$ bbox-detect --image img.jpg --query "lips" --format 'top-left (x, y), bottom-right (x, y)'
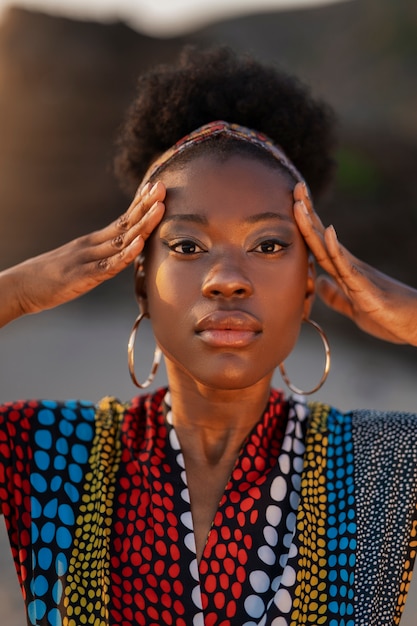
top-left (195, 310), bottom-right (262, 348)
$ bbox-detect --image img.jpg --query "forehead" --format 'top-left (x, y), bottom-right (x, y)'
top-left (155, 154), bottom-right (298, 236)
top-left (158, 153), bottom-right (294, 217)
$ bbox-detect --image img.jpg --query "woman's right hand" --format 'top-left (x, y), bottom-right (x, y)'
top-left (0, 181), bottom-right (166, 328)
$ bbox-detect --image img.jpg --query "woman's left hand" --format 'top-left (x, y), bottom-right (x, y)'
top-left (293, 182), bottom-right (417, 347)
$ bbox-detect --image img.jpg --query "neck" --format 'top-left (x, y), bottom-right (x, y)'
top-left (165, 365), bottom-right (273, 466)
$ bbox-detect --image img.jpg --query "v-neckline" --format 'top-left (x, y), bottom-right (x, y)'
top-left (163, 389), bottom-right (288, 565)
top-left (116, 387), bottom-right (310, 623)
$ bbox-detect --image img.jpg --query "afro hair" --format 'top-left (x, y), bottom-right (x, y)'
top-left (114, 46), bottom-right (336, 200)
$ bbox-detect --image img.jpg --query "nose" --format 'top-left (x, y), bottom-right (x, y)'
top-left (201, 258), bottom-right (253, 299)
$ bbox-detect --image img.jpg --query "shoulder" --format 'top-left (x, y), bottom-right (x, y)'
top-left (0, 397), bottom-right (104, 456)
top-left (0, 387), bottom-right (168, 423)
top-left (349, 408), bottom-right (417, 464)
top-left (349, 406), bottom-right (417, 427)
top-left (307, 400), bottom-right (417, 458)
top-left (307, 400), bottom-right (417, 429)
top-left (0, 398), bottom-right (96, 417)
top-left (0, 388), bottom-right (168, 464)
top-left (0, 398), bottom-right (97, 435)
top-left (304, 397), bottom-right (417, 440)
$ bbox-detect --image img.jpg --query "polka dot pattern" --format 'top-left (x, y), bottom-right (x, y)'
top-left (62, 397), bottom-right (124, 626)
top-left (352, 410), bottom-right (417, 625)
top-left (0, 399), bottom-right (96, 625)
top-left (295, 405), bottom-right (328, 621)
top-left (1, 393), bottom-right (417, 625)
top-left (325, 408), bottom-right (355, 624)
top-left (285, 403), bottom-right (356, 626)
top-left (192, 392), bottom-right (304, 625)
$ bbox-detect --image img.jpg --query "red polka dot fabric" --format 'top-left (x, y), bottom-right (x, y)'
top-left (109, 388), bottom-right (290, 625)
top-left (1, 390), bottom-right (417, 625)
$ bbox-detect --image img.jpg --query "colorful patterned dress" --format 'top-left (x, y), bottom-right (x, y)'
top-left (0, 387), bottom-right (416, 626)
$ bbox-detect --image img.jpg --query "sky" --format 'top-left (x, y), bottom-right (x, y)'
top-left (0, 0), bottom-right (351, 36)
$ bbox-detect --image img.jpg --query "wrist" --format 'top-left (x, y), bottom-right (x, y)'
top-left (0, 264), bottom-right (31, 327)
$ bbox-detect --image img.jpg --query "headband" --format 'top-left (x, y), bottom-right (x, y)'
top-left (142, 120), bottom-right (304, 185)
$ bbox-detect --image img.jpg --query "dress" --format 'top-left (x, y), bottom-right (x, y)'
top-left (0, 387), bottom-right (416, 626)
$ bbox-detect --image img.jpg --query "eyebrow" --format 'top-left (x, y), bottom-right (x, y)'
top-left (162, 214), bottom-right (209, 225)
top-left (244, 211), bottom-right (293, 224)
top-left (162, 211), bottom-right (292, 226)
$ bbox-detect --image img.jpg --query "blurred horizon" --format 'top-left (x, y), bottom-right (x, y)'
top-left (0, 1), bottom-right (416, 624)
top-left (0, 0), bottom-right (353, 35)
top-left (1, 0), bottom-right (416, 288)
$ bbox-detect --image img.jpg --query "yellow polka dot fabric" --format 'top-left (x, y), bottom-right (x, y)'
top-left (4, 392), bottom-right (415, 625)
top-left (62, 398), bottom-right (124, 626)
top-left (291, 403), bottom-right (330, 625)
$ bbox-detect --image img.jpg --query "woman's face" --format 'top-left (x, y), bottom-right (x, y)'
top-left (143, 153), bottom-right (315, 391)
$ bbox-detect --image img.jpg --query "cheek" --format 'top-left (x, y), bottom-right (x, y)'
top-left (145, 257), bottom-right (193, 325)
top-left (262, 253), bottom-right (310, 331)
top-left (270, 249), bottom-right (310, 301)
top-left (143, 240), bottom-right (172, 309)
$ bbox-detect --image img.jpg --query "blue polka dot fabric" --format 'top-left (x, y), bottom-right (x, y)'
top-left (0, 393), bottom-right (417, 625)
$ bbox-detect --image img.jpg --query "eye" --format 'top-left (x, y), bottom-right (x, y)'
top-left (168, 239), bottom-right (205, 255)
top-left (253, 239), bottom-right (289, 254)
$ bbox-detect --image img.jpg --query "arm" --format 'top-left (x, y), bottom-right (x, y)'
top-left (293, 182), bottom-right (417, 347)
top-left (0, 181), bottom-right (166, 328)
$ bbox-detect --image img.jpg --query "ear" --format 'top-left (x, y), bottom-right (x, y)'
top-left (134, 254), bottom-right (148, 315)
top-left (302, 255), bottom-right (316, 320)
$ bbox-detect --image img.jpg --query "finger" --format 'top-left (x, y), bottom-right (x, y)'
top-left (60, 231), bottom-right (148, 292)
top-left (90, 234), bottom-right (147, 278)
top-left (110, 182), bottom-right (154, 235)
top-left (85, 200), bottom-right (165, 276)
top-left (79, 183), bottom-right (166, 264)
top-left (293, 182), bottom-right (326, 232)
top-left (88, 180), bottom-right (166, 249)
top-left (316, 275), bottom-right (355, 318)
top-left (322, 227), bottom-right (401, 322)
top-left (296, 210), bottom-right (363, 293)
top-left (113, 198), bottom-right (166, 250)
top-left (134, 180), bottom-right (151, 200)
top-left (316, 275), bottom-right (402, 342)
top-left (293, 202), bottom-right (338, 276)
top-left (128, 180), bottom-right (167, 223)
top-left (65, 186), bottom-right (166, 285)
top-left (114, 181), bottom-right (166, 239)
top-left (12, 182), bottom-right (167, 312)
top-left (294, 207), bottom-right (378, 307)
top-left (323, 226), bottom-right (376, 300)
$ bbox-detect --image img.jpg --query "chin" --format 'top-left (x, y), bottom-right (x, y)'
top-left (194, 365), bottom-right (274, 392)
top-left (164, 349), bottom-right (277, 392)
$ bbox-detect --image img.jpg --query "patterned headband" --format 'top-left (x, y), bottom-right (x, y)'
top-left (141, 120), bottom-right (304, 185)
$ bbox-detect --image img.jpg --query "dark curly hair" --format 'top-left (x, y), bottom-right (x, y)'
top-left (114, 46), bottom-right (336, 200)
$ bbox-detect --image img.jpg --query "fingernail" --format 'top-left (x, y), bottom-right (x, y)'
top-left (296, 200), bottom-right (309, 216)
top-left (302, 182), bottom-right (310, 199)
top-left (149, 200), bottom-right (160, 213)
top-left (150, 181), bottom-right (159, 195)
top-left (130, 234), bottom-right (143, 248)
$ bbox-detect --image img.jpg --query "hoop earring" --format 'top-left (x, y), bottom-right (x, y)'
top-left (128, 312), bottom-right (162, 389)
top-left (279, 319), bottom-right (331, 395)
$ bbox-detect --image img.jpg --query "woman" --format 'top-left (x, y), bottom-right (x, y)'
top-left (1, 47), bottom-right (416, 626)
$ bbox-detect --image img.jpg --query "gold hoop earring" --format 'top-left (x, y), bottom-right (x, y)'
top-left (279, 319), bottom-right (331, 395)
top-left (128, 312), bottom-right (162, 389)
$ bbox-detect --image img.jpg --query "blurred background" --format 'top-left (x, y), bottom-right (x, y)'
top-left (0, 0), bottom-right (416, 623)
